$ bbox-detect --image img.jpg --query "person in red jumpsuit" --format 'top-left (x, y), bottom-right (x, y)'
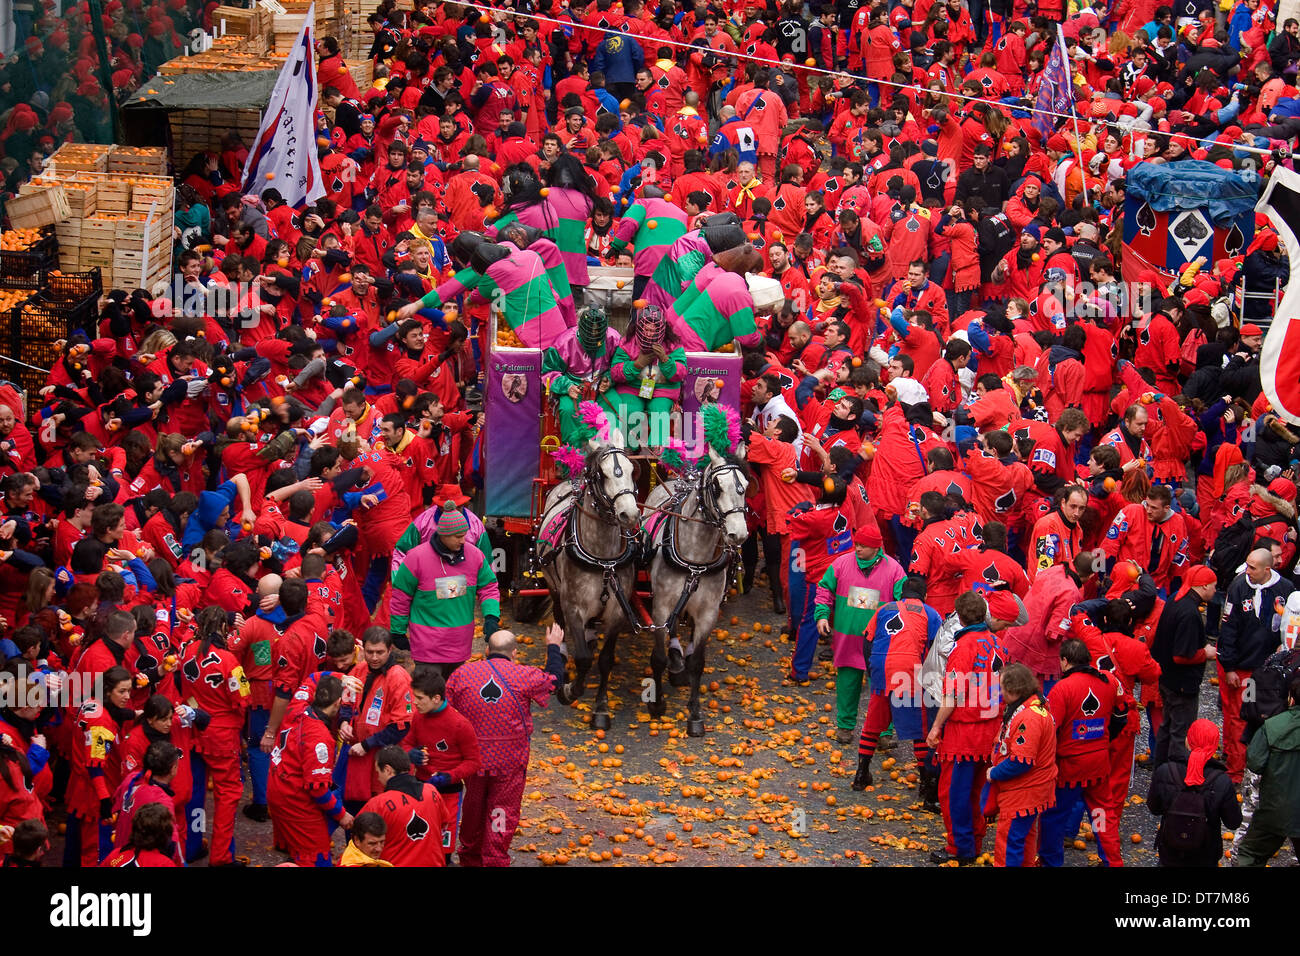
top-left (1039, 638), bottom-right (1126, 867)
top-left (177, 606), bottom-right (250, 866)
top-left (110, 739), bottom-right (183, 866)
top-left (341, 628), bottom-right (412, 813)
top-left (64, 666), bottom-right (133, 867)
top-left (926, 591), bottom-right (1006, 864)
top-left (405, 665), bottom-right (481, 856)
top-left (268, 674), bottom-right (352, 866)
top-left (982, 662), bottom-right (1057, 867)
top-left (359, 745), bottom-right (448, 867)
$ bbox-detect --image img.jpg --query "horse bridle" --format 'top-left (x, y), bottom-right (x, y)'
top-left (582, 444), bottom-right (638, 529)
top-left (698, 461), bottom-right (748, 529)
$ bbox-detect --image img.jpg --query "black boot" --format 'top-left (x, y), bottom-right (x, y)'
top-left (242, 802), bottom-right (269, 823)
top-left (771, 587), bottom-right (786, 615)
top-left (921, 770), bottom-right (940, 814)
top-left (851, 760), bottom-right (873, 792)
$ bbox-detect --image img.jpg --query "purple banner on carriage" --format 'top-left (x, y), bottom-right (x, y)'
top-left (682, 350), bottom-right (742, 423)
top-left (485, 348), bottom-right (543, 518)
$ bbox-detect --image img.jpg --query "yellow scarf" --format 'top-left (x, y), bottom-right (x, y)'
top-left (734, 178), bottom-right (763, 208)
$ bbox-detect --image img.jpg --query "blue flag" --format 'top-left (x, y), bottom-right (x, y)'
top-left (1034, 25), bottom-right (1075, 142)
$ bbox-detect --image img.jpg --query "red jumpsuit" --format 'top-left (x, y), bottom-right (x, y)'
top-left (405, 701), bottom-right (481, 854)
top-left (269, 704), bottom-right (346, 867)
top-left (1042, 667), bottom-right (1125, 867)
top-left (65, 700), bottom-right (126, 866)
top-left (984, 693), bottom-right (1057, 867)
top-left (937, 625), bottom-right (1006, 859)
top-left (342, 658), bottom-right (412, 804)
top-left (359, 774), bottom-right (448, 867)
top-left (178, 640), bottom-right (250, 865)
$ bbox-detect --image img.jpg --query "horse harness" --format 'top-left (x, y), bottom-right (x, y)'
top-left (539, 444), bottom-right (643, 630)
top-left (648, 463), bottom-right (746, 638)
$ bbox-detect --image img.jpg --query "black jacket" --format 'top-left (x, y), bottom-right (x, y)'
top-left (1218, 351), bottom-right (1262, 404)
top-left (1220, 571), bottom-right (1297, 673)
top-left (1148, 758), bottom-right (1241, 866)
top-left (954, 165), bottom-right (1010, 209)
top-left (1151, 592), bottom-right (1211, 696)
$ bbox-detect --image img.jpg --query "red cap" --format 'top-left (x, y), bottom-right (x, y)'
top-left (853, 522), bottom-right (883, 548)
top-left (984, 590), bottom-right (1021, 623)
top-left (1268, 477), bottom-right (1297, 502)
top-left (1240, 323), bottom-right (1264, 336)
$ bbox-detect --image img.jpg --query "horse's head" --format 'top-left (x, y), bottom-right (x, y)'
top-left (705, 445), bottom-right (750, 547)
top-left (586, 432), bottom-right (640, 532)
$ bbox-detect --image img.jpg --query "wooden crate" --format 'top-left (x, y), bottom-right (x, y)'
top-left (6, 187), bottom-right (71, 229)
top-left (23, 172), bottom-right (97, 217)
top-left (130, 179), bottom-right (174, 215)
top-left (107, 147), bottom-right (168, 176)
top-left (212, 3), bottom-right (271, 37)
top-left (47, 143), bottom-right (112, 173)
top-left (81, 247), bottom-right (113, 267)
top-left (54, 219), bottom-right (81, 243)
top-left (349, 59), bottom-right (372, 92)
top-left (80, 218), bottom-right (120, 246)
top-left (169, 108), bottom-right (264, 160)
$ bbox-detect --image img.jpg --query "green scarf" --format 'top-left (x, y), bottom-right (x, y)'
top-left (856, 550), bottom-right (883, 574)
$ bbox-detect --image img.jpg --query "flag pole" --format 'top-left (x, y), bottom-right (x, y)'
top-left (1060, 25), bottom-right (1087, 201)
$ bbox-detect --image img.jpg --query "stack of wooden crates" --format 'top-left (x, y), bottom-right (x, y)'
top-left (34, 144), bottom-right (174, 294)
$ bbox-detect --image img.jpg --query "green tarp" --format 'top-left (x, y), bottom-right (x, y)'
top-left (122, 70), bottom-right (278, 112)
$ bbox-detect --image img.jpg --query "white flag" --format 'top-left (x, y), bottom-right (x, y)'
top-left (240, 3), bottom-right (325, 208)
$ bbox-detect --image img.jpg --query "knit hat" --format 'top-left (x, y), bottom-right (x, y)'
top-left (1022, 224), bottom-right (1041, 241)
top-left (1240, 323), bottom-right (1263, 337)
top-left (1044, 227), bottom-right (1066, 244)
top-left (1132, 76), bottom-right (1155, 96)
top-left (1047, 133), bottom-right (1071, 153)
top-left (435, 501), bottom-right (470, 536)
top-left (577, 305), bottom-right (608, 357)
top-left (853, 522), bottom-right (883, 548)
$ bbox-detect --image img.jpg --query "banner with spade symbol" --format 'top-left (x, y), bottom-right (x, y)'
top-left (1123, 160), bottom-right (1256, 271)
top-left (1123, 195), bottom-right (1253, 271)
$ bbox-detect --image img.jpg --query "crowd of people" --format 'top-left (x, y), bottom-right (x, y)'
top-left (2, 0), bottom-right (1300, 869)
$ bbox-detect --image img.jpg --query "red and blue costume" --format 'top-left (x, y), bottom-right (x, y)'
top-left (982, 692), bottom-right (1057, 867)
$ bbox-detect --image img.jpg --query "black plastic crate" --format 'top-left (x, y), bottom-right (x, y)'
top-left (45, 266), bottom-right (102, 302)
top-left (0, 230), bottom-right (58, 291)
top-left (11, 290), bottom-right (100, 353)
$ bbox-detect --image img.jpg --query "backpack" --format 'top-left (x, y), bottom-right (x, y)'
top-left (1210, 514), bottom-right (1269, 588)
top-left (1159, 783), bottom-right (1209, 853)
top-left (1241, 645), bottom-right (1300, 728)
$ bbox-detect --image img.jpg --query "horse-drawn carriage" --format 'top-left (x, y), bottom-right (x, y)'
top-left (479, 272), bottom-right (767, 735)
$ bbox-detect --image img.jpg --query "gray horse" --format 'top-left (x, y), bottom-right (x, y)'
top-left (643, 446), bottom-right (750, 735)
top-left (537, 434), bottom-right (641, 729)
